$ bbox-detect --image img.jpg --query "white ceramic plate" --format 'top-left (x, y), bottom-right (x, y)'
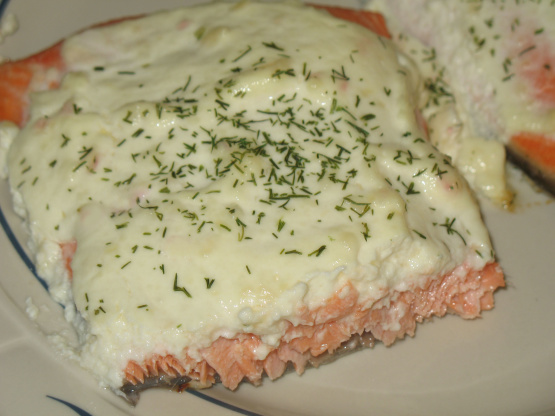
top-left (1, 1), bottom-right (555, 415)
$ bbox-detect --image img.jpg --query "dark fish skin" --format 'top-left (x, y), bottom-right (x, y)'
top-left (506, 144), bottom-right (555, 197)
top-left (120, 374), bottom-right (192, 405)
top-left (304, 331), bottom-right (376, 369)
top-left (119, 331), bottom-right (376, 405)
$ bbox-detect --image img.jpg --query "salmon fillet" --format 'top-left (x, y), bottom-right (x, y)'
top-left (123, 263), bottom-right (503, 393)
top-left (373, 0), bottom-right (555, 199)
top-left (0, 6), bottom-right (389, 128)
top-left (0, 1), bottom-right (505, 400)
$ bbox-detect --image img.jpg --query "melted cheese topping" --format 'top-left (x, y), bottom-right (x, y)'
top-left (5, 1), bottom-right (493, 388)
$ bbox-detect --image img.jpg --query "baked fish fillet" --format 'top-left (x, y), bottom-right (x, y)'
top-left (0, 0), bottom-right (504, 399)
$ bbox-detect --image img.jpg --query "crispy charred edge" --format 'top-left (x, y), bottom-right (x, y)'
top-left (120, 263), bottom-right (504, 402)
top-left (506, 136), bottom-right (555, 197)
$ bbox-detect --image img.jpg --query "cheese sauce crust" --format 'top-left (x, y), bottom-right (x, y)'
top-left (4, 1), bottom-right (500, 389)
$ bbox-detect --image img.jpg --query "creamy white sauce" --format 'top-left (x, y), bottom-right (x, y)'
top-left (5, 1), bottom-right (493, 388)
